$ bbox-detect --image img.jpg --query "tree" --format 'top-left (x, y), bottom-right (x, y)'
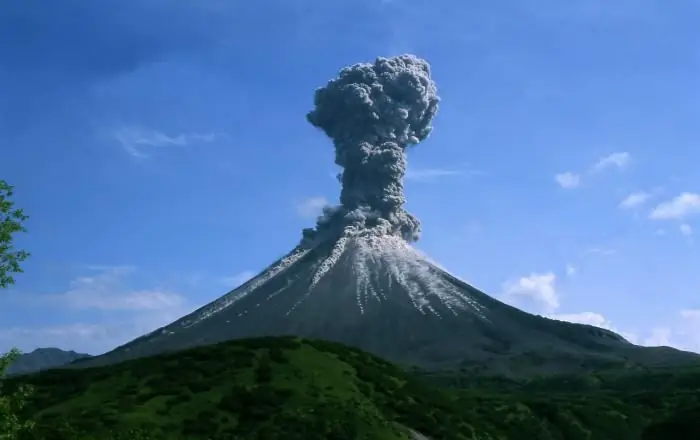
top-left (0, 180), bottom-right (33, 439)
top-left (0, 349), bottom-right (35, 439)
top-left (0, 180), bottom-right (29, 288)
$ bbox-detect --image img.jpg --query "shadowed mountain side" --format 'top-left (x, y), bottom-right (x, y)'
top-left (6, 348), bottom-right (92, 376)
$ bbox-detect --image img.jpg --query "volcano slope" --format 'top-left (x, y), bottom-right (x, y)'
top-left (73, 54), bottom-right (698, 376)
top-left (76, 235), bottom-right (698, 376)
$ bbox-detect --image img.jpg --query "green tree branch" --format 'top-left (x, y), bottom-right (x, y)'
top-left (0, 180), bottom-right (30, 288)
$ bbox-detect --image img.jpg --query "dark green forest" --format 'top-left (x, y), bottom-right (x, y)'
top-left (4, 337), bottom-right (700, 439)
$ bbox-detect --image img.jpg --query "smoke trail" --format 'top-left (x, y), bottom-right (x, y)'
top-left (303, 54), bottom-right (440, 244)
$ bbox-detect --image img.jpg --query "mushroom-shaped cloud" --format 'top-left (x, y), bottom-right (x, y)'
top-left (304, 54), bottom-right (440, 244)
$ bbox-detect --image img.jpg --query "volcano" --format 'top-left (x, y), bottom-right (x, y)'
top-left (75, 55), bottom-right (698, 375)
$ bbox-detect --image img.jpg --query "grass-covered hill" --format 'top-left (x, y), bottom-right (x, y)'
top-left (6, 336), bottom-right (700, 440)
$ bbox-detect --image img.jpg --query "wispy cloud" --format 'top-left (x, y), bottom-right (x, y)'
top-left (0, 307), bottom-right (190, 355)
top-left (36, 266), bottom-right (185, 311)
top-left (114, 127), bottom-right (225, 158)
top-left (565, 264), bottom-right (576, 276)
top-left (638, 309), bottom-right (700, 352)
top-left (554, 172), bottom-right (581, 189)
top-left (680, 223), bottom-right (693, 236)
top-left (678, 310), bottom-right (700, 352)
top-left (405, 167), bottom-right (482, 182)
top-left (502, 272), bottom-right (559, 313)
top-left (649, 192), bottom-right (700, 220)
top-left (555, 152), bottom-right (631, 189)
top-left (681, 310), bottom-right (700, 319)
top-left (583, 247), bottom-right (616, 256)
top-left (295, 196), bottom-right (329, 218)
top-left (221, 271), bottom-right (256, 289)
top-left (592, 152), bottom-right (630, 172)
top-left (0, 324), bottom-right (110, 353)
top-left (548, 309), bottom-right (700, 353)
top-left (644, 327), bottom-right (673, 347)
top-left (619, 191), bottom-right (652, 209)
top-left (0, 265), bottom-right (195, 354)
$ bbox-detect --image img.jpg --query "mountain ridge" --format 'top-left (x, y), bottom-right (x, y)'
top-left (6, 347), bottom-right (92, 376)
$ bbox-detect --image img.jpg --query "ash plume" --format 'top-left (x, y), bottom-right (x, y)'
top-left (302, 54), bottom-right (440, 245)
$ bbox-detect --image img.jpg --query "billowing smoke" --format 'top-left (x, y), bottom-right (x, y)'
top-left (302, 54), bottom-right (440, 245)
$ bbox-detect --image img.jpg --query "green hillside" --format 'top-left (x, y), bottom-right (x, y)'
top-left (5, 337), bottom-right (700, 439)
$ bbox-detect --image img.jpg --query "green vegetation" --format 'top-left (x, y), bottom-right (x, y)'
top-left (0, 179), bottom-right (34, 439)
top-left (10, 338), bottom-right (426, 440)
top-left (0, 180), bottom-right (29, 289)
top-left (4, 336), bottom-right (700, 439)
top-left (1, 349), bottom-right (35, 439)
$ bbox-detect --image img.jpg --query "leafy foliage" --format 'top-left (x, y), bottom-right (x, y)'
top-left (0, 180), bottom-right (29, 289)
top-left (0, 180), bottom-right (33, 440)
top-left (1, 349), bottom-right (35, 439)
top-left (5, 337), bottom-right (700, 439)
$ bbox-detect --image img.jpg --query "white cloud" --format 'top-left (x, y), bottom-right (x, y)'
top-left (37, 267), bottom-right (185, 311)
top-left (643, 327), bottom-right (673, 347)
top-left (0, 323), bottom-right (107, 340)
top-left (680, 223), bottom-right (693, 236)
top-left (295, 196), bottom-right (329, 218)
top-left (619, 191), bottom-right (651, 209)
top-left (114, 127), bottom-right (224, 158)
top-left (547, 312), bottom-right (641, 346)
top-left (677, 310), bottom-right (700, 352)
top-left (649, 192), bottom-right (700, 220)
top-left (221, 271), bottom-right (256, 288)
top-left (0, 266), bottom-right (196, 355)
top-left (543, 309), bottom-right (700, 353)
top-left (0, 305), bottom-right (190, 355)
top-left (549, 312), bottom-right (615, 330)
top-left (681, 309), bottom-right (700, 320)
top-left (65, 289), bottom-right (184, 311)
top-left (0, 324), bottom-right (111, 354)
top-left (555, 152), bottom-right (630, 190)
top-left (555, 172), bottom-right (581, 189)
top-left (636, 311), bottom-right (700, 352)
top-left (503, 272), bottom-right (559, 313)
top-left (592, 152), bottom-right (630, 172)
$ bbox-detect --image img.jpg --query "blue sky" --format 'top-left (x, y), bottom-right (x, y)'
top-left (1, 0), bottom-right (699, 355)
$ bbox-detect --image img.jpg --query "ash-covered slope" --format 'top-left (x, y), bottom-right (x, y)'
top-left (79, 235), bottom-right (697, 374)
top-left (75, 54), bottom-right (698, 374)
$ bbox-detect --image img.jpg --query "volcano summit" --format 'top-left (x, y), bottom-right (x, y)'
top-left (78, 55), bottom-right (698, 375)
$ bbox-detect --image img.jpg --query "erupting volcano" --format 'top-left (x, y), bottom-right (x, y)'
top-left (78, 55), bottom-right (699, 375)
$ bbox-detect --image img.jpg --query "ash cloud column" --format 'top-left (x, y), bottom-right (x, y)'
top-left (304, 54), bottom-right (440, 243)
